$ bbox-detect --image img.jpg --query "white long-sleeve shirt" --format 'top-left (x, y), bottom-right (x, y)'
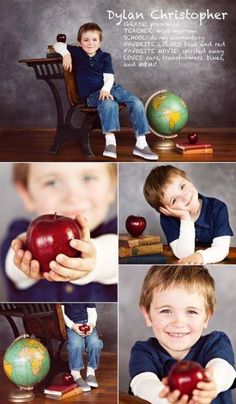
top-left (5, 234), bottom-right (118, 289)
top-left (61, 305), bottom-right (97, 329)
top-left (130, 359), bottom-right (236, 404)
top-left (170, 219), bottom-right (231, 264)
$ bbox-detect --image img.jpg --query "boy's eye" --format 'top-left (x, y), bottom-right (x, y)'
top-left (171, 198), bottom-right (176, 206)
top-left (44, 179), bottom-right (60, 187)
top-left (159, 309), bottom-right (171, 314)
top-left (180, 183), bottom-right (185, 190)
top-left (187, 309), bottom-right (198, 315)
top-left (83, 175), bottom-right (97, 182)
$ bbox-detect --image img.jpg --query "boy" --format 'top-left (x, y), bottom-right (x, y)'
top-left (129, 265), bottom-right (236, 403)
top-left (0, 162), bottom-right (117, 302)
top-left (54, 22), bottom-right (158, 161)
top-left (62, 304), bottom-right (103, 392)
top-left (143, 165), bottom-right (233, 265)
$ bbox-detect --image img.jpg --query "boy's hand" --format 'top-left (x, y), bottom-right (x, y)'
top-left (160, 206), bottom-right (192, 221)
top-left (189, 368), bottom-right (217, 404)
top-left (177, 252), bottom-right (203, 265)
top-left (72, 323), bottom-right (86, 336)
top-left (86, 324), bottom-right (94, 335)
top-left (11, 234), bottom-right (42, 280)
top-left (45, 215), bottom-right (96, 282)
top-left (62, 54), bottom-right (72, 71)
top-left (99, 90), bottom-right (114, 101)
top-left (159, 377), bottom-right (190, 403)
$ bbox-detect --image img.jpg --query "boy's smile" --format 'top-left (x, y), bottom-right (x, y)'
top-left (142, 286), bottom-right (210, 360)
top-left (79, 30), bottom-right (101, 56)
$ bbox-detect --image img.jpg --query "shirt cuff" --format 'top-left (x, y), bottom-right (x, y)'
top-left (53, 42), bottom-right (70, 56)
top-left (71, 234), bottom-right (118, 286)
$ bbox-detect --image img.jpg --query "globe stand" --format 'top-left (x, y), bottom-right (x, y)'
top-left (8, 388), bottom-right (35, 403)
top-left (153, 136), bottom-right (177, 150)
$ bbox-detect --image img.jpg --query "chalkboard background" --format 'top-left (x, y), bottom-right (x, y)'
top-left (1, 0), bottom-right (236, 128)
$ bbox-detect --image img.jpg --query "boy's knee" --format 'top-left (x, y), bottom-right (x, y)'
top-left (99, 99), bottom-right (118, 113)
top-left (133, 98), bottom-right (144, 111)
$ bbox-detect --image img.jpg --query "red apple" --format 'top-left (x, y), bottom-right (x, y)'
top-left (56, 33), bottom-right (66, 43)
top-left (26, 213), bottom-right (82, 273)
top-left (62, 373), bottom-right (74, 386)
top-left (79, 324), bottom-right (90, 335)
top-left (125, 215), bottom-right (146, 237)
top-left (188, 133), bottom-right (199, 144)
top-left (168, 360), bottom-right (207, 398)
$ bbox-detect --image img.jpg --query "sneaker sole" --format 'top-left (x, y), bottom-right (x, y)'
top-left (87, 382), bottom-right (98, 388)
top-left (133, 150), bottom-right (158, 161)
top-left (103, 151), bottom-right (117, 159)
top-left (81, 386), bottom-right (91, 392)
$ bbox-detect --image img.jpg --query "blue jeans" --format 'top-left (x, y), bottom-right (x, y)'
top-left (87, 83), bottom-right (150, 136)
top-left (67, 327), bottom-right (103, 370)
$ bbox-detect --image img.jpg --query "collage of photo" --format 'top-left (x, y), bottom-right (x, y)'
top-left (0, 0), bottom-right (236, 403)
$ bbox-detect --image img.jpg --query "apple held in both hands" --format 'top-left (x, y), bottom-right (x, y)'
top-left (125, 215), bottom-right (146, 237)
top-left (62, 372), bottom-right (74, 386)
top-left (168, 360), bottom-right (207, 398)
top-left (26, 213), bottom-right (82, 273)
top-left (78, 324), bottom-right (90, 335)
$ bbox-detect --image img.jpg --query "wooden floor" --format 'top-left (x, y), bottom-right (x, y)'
top-left (1, 127), bottom-right (236, 162)
top-left (0, 351), bottom-right (117, 403)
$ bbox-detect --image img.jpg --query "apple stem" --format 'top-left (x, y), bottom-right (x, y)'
top-left (54, 212), bottom-right (57, 220)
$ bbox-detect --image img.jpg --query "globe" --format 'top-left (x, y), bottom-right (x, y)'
top-left (3, 334), bottom-right (50, 389)
top-left (145, 91), bottom-right (188, 137)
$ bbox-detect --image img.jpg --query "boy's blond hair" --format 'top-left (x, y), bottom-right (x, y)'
top-left (77, 22), bottom-right (103, 42)
top-left (12, 163), bottom-right (117, 189)
top-left (143, 165), bottom-right (188, 211)
top-left (140, 265), bottom-right (216, 316)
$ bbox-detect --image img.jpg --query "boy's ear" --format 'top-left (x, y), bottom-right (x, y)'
top-left (203, 311), bottom-right (212, 330)
top-left (14, 182), bottom-right (36, 212)
top-left (140, 305), bottom-right (152, 328)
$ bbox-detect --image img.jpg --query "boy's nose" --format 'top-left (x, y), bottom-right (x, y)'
top-left (171, 314), bottom-right (186, 326)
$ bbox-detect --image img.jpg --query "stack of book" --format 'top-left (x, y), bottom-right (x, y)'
top-left (176, 142), bottom-right (213, 155)
top-left (119, 233), bottom-right (167, 264)
top-left (44, 383), bottom-right (82, 400)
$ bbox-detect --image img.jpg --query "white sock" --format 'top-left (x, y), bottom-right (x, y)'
top-left (105, 132), bottom-right (116, 146)
top-left (87, 367), bottom-right (95, 377)
top-left (71, 370), bottom-right (81, 380)
top-left (135, 136), bottom-right (148, 149)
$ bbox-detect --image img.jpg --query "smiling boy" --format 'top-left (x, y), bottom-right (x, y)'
top-left (54, 22), bottom-right (158, 160)
top-left (129, 265), bottom-right (236, 404)
top-left (143, 165), bottom-right (233, 265)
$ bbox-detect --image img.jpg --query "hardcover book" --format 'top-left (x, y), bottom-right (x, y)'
top-left (176, 147), bottom-right (213, 154)
top-left (119, 243), bottom-right (163, 258)
top-left (119, 233), bottom-right (161, 248)
top-left (44, 383), bottom-right (77, 396)
top-left (176, 142), bottom-right (212, 150)
top-left (45, 387), bottom-right (82, 400)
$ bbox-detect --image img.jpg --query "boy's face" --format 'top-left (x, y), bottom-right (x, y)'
top-left (161, 175), bottom-right (198, 212)
top-left (142, 286), bottom-right (210, 360)
top-left (79, 30), bottom-right (101, 56)
top-left (16, 163), bottom-right (116, 231)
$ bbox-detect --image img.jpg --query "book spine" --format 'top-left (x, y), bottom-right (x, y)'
top-left (176, 143), bottom-right (212, 150)
top-left (119, 243), bottom-right (163, 257)
top-left (119, 236), bottom-right (161, 248)
top-left (179, 148), bottom-right (213, 154)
